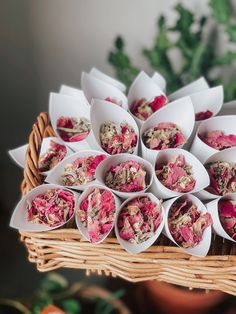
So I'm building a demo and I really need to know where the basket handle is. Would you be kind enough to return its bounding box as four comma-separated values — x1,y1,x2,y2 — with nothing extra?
21,112,55,195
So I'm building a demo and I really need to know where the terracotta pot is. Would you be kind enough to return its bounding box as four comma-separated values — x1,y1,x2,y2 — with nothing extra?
142,281,226,314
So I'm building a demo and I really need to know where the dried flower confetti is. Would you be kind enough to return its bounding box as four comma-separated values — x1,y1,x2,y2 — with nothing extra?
156,154,196,193
218,199,236,240
195,110,213,121
38,140,66,172
169,198,212,248
77,188,116,243
143,122,186,150
199,130,236,150
57,116,91,142
27,189,75,227
61,154,107,186
118,196,163,244
104,97,122,106
206,161,236,196
131,95,168,121
105,160,147,192
100,121,137,154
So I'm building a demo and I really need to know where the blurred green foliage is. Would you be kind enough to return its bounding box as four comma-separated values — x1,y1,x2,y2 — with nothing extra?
108,0,236,100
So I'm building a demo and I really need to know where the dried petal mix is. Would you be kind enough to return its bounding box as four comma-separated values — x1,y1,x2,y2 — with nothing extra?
131,95,168,121
206,161,236,196
78,188,115,243
156,154,196,193
105,160,147,192
27,189,75,227
218,199,236,240
61,154,107,186
200,130,236,150
118,196,163,244
143,122,186,150
38,140,66,172
57,116,91,142
195,110,213,121
169,198,212,248
100,121,137,154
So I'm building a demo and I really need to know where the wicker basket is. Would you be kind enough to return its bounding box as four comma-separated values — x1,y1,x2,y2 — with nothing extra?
20,112,236,296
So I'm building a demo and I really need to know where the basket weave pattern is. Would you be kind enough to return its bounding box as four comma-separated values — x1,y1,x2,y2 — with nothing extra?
20,112,236,295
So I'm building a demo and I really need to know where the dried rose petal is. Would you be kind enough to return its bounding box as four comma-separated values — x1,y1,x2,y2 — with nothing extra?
61,154,107,186
131,95,168,121
218,199,236,240
105,160,147,192
77,188,115,243
168,198,212,248
38,140,66,172
200,130,236,150
206,161,236,196
56,116,91,142
195,110,213,121
104,97,122,106
27,189,75,227
156,154,196,193
100,121,137,154
118,196,162,244
143,122,186,150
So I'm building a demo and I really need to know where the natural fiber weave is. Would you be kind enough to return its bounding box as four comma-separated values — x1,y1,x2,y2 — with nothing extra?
20,112,236,295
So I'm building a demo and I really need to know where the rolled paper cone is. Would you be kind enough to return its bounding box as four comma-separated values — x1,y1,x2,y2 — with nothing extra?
81,72,128,110
127,71,167,127
190,115,236,163
186,85,224,149
38,137,73,177
10,184,79,232
59,84,90,106
196,147,236,201
218,101,236,116
163,194,212,257
152,71,166,92
90,99,139,155
8,143,28,168
206,193,236,242
168,77,209,101
89,67,126,93
115,192,165,254
140,96,195,164
45,150,108,191
49,92,92,151
95,153,154,199
75,184,121,244
150,148,210,199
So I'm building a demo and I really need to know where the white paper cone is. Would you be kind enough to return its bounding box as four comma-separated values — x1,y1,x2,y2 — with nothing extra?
81,72,128,110
196,147,236,201
163,194,212,257
127,71,167,127
218,101,236,116
115,192,164,253
10,184,79,232
89,67,126,93
190,115,236,163
90,99,139,155
95,153,154,199
38,137,73,176
59,84,90,106
150,148,210,199
49,92,92,151
140,96,195,164
206,193,236,242
8,144,28,168
152,71,166,92
75,184,121,244
169,77,209,101
45,150,108,191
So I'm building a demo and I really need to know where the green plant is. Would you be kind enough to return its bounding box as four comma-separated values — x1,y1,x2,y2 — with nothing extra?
108,0,236,101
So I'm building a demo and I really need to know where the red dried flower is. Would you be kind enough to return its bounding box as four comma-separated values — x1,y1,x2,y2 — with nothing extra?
104,97,122,106
195,110,213,121
38,140,66,172
200,130,236,150
57,116,91,142
219,199,236,240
